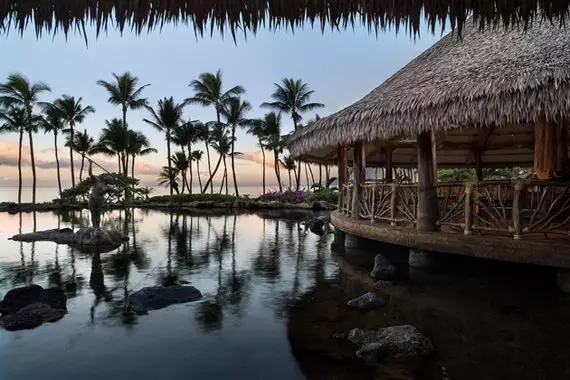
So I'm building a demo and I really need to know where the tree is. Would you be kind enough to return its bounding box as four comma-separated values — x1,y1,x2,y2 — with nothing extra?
220,97,251,196
0,107,27,203
281,155,297,188
40,104,65,196
157,166,180,195
172,120,202,193
191,150,204,192
171,151,190,194
202,124,232,194
126,130,157,180
144,97,184,195
52,95,95,187
246,119,269,194
0,73,51,204
261,78,323,189
94,118,130,173
197,122,214,193
67,129,95,182
260,112,284,192
96,72,149,130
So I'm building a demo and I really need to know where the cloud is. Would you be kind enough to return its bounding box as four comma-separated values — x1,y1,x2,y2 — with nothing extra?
237,150,286,168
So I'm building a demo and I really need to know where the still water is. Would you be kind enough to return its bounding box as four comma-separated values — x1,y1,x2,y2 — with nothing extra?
0,209,569,380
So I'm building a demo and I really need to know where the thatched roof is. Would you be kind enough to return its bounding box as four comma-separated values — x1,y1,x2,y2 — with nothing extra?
288,17,570,158
1,1,569,39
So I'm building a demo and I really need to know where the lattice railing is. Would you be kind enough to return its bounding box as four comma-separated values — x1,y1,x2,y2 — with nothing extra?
436,182,466,230
340,184,353,216
357,182,417,226
466,181,515,236
518,181,570,238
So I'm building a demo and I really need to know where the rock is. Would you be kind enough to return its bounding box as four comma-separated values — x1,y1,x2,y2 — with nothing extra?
0,285,66,315
349,325,434,362
1,303,66,331
74,227,128,247
409,248,440,272
127,285,203,314
312,200,337,210
370,254,397,280
10,228,75,244
347,292,385,310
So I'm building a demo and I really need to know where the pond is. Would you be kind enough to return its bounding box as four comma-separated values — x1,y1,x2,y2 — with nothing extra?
0,209,569,380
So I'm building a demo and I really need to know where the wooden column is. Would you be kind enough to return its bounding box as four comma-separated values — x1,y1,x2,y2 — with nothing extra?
417,131,439,231
534,115,558,179
351,142,364,220
475,150,484,181
337,145,346,210
556,120,568,175
430,130,438,180
385,148,394,183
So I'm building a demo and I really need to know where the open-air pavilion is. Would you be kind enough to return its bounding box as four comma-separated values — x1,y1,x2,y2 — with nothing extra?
287,17,570,287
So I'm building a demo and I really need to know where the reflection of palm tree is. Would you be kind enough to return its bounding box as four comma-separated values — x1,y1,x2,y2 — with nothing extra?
89,253,112,324
253,218,281,281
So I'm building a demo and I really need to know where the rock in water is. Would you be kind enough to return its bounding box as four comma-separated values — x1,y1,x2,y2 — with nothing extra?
348,325,433,362
1,303,67,331
74,227,128,247
370,254,397,280
0,285,66,314
347,292,385,310
127,285,203,314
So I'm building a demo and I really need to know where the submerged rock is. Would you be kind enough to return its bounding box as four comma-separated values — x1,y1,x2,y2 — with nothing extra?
349,325,433,362
74,227,128,247
127,285,203,314
301,214,331,235
347,292,385,310
0,285,67,331
370,254,397,280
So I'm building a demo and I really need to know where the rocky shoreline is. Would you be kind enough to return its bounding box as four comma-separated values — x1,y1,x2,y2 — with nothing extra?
0,200,337,213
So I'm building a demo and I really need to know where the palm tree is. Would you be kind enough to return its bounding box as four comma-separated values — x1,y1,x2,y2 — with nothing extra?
67,129,95,182
191,150,204,192
94,118,130,173
0,74,51,203
143,97,184,195
261,78,323,189
281,155,297,188
172,120,202,193
197,122,214,193
0,107,27,203
40,105,65,196
261,112,284,192
126,130,157,180
52,95,95,187
157,166,180,195
220,97,251,196
96,72,149,130
202,124,232,194
171,151,190,194
247,119,269,194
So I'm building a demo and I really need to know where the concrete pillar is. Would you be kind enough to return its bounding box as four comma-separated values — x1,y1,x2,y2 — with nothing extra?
331,229,346,251
409,248,440,272
344,233,373,250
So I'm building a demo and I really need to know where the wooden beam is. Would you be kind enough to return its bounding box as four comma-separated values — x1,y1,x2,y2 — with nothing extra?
430,130,438,180
351,142,364,220
337,145,346,209
556,119,568,175
385,148,394,183
417,131,438,231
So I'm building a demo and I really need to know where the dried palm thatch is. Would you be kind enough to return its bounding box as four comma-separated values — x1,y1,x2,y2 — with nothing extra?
0,1,569,40
288,17,570,158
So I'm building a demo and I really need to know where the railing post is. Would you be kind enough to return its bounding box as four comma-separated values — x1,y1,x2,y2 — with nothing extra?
370,183,376,223
464,182,473,235
390,183,398,226
512,180,524,240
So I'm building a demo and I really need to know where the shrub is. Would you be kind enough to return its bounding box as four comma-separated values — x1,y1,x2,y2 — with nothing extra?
148,193,242,203
302,188,338,204
257,190,306,203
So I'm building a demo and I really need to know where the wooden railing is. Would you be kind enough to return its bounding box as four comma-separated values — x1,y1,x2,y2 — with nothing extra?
341,179,570,240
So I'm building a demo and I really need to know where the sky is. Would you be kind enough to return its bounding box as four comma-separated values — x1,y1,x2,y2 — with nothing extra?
0,19,446,195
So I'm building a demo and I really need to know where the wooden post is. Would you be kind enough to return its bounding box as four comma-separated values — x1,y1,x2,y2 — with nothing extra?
431,130,438,181
351,142,364,220
385,148,394,183
390,183,398,226
417,131,439,231
512,180,524,240
534,114,557,179
337,145,346,210
556,120,568,175
475,151,483,181
464,182,473,235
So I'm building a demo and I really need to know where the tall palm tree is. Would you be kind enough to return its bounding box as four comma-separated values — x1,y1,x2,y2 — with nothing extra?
94,118,130,173
197,122,214,194
261,78,323,189
171,151,190,194
220,97,251,196
0,74,51,203
191,150,204,192
202,124,232,194
0,107,27,203
172,120,202,194
246,119,269,195
126,130,157,180
143,97,184,195
261,112,284,192
281,155,297,189
157,166,180,195
67,129,95,182
96,72,149,130
40,105,65,196
52,95,95,187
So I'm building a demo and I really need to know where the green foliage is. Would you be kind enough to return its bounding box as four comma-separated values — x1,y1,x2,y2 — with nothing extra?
57,173,141,202
147,193,242,203
437,167,529,182
302,188,338,204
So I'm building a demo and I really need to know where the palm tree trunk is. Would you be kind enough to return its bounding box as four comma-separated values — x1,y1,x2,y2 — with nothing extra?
28,129,37,204
196,161,203,191
54,132,62,196
70,125,75,187
188,144,193,194
221,155,228,195
181,171,187,194
261,145,266,195
319,164,322,188
231,125,239,197
79,154,85,182
219,168,225,194
201,154,223,194
167,132,172,195
118,155,121,173
288,170,292,188
326,165,330,187
18,129,23,204
308,164,315,186
131,155,136,180
274,150,282,192
205,144,213,194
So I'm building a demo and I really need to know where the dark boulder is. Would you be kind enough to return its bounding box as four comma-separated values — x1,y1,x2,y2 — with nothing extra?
370,254,397,280
347,292,385,310
1,303,66,331
0,285,66,315
127,285,203,315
